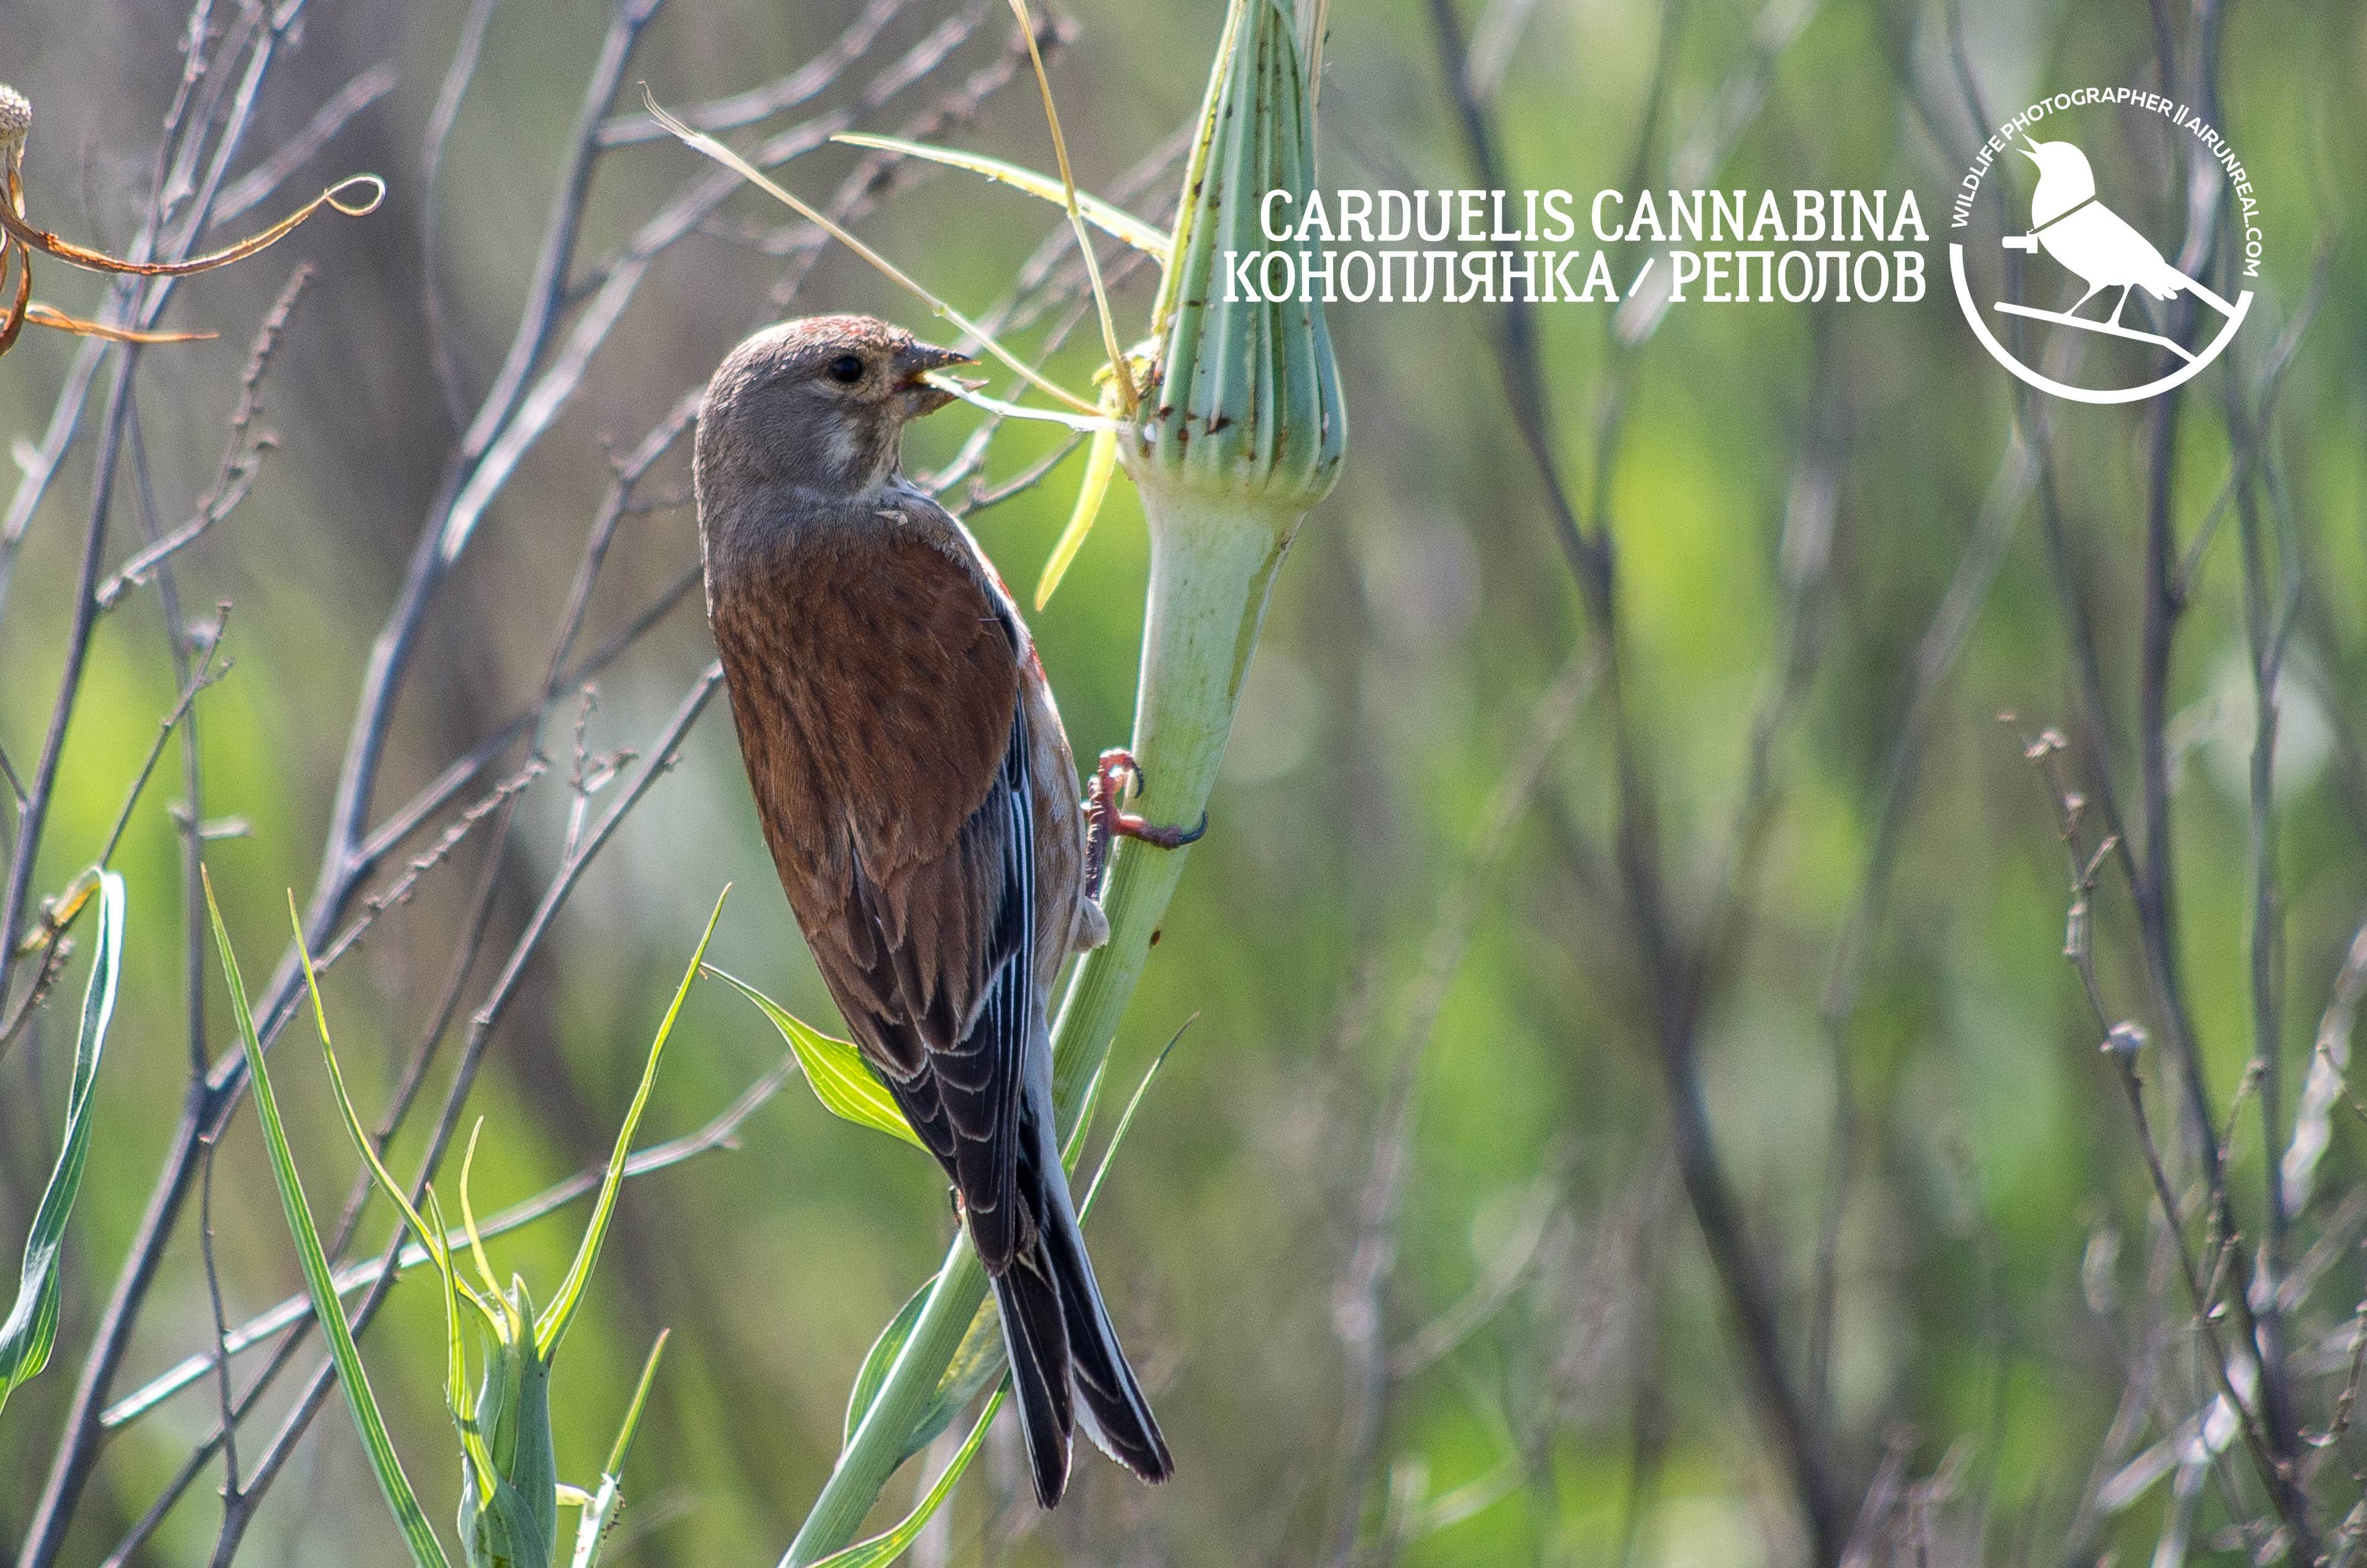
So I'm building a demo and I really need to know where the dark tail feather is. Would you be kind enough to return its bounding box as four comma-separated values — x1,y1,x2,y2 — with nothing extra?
991,1252,1073,1508
1037,1189,1174,1485
987,1073,1172,1508
1016,1111,1174,1490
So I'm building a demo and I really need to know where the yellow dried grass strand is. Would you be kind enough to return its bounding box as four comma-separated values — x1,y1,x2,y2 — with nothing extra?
0,174,382,277
641,89,1102,418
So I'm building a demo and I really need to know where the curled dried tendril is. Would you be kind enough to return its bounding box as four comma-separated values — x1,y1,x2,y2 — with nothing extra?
0,82,384,358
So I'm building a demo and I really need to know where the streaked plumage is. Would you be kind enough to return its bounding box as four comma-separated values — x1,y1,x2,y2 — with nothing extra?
694,314,1170,1507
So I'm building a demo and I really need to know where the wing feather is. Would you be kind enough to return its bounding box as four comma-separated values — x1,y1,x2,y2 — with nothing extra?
709,518,1040,1267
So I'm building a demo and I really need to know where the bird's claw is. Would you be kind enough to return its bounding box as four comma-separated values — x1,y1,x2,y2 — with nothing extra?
1085,749,1208,896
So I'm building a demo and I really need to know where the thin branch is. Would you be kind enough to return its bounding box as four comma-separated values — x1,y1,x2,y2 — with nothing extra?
597,0,906,145
96,263,312,608
196,1136,241,1502
1421,0,1849,1553
419,0,503,429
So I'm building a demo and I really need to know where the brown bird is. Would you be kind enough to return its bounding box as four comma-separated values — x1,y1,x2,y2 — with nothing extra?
695,314,1196,1507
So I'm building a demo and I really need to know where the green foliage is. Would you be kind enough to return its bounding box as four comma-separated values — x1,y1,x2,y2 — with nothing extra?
828,134,1170,258
215,877,723,1568
14,0,2365,1562
0,868,121,1419
704,965,923,1149
206,869,454,1568
565,1331,666,1568
454,1268,561,1568
813,1031,1179,1568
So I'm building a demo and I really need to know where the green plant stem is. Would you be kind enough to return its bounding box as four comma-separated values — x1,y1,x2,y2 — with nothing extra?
780,495,1297,1566
1052,492,1297,1121
784,1240,987,1562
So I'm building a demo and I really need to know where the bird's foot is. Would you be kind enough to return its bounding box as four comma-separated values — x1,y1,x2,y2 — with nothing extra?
1084,749,1208,896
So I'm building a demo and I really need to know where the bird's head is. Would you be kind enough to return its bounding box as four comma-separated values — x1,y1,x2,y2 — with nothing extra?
696,314,974,500
2017,138,2096,199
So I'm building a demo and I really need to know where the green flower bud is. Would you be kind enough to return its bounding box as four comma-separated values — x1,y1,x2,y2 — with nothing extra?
1129,0,1343,518
454,1279,560,1568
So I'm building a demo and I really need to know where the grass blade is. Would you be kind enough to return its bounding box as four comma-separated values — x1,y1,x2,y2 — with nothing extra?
1004,0,1138,414
842,1275,1001,1464
203,869,453,1568
536,886,729,1356
830,135,1168,260
641,88,1100,417
807,1389,1005,1568
568,1330,669,1568
0,869,121,1416
1034,422,1118,610
931,380,1120,434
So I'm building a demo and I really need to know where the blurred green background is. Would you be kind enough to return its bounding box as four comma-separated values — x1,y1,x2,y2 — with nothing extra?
2,0,2364,1563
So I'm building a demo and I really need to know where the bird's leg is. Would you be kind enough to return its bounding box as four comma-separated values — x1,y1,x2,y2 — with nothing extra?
2109,285,2132,327
1084,749,1208,897
2064,283,2105,319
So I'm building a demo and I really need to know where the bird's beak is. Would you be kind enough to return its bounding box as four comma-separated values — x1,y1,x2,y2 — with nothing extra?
893,340,975,417
2017,137,2040,163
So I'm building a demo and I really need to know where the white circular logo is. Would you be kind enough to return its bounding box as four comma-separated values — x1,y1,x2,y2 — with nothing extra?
1948,89,2259,404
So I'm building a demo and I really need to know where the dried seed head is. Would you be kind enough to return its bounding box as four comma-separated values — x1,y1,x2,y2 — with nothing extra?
0,84,29,156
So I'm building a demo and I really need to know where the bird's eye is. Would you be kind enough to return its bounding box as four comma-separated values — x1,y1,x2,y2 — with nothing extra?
826,353,866,385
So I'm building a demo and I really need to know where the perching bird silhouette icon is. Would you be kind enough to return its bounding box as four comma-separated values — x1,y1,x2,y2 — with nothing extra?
2008,137,2235,326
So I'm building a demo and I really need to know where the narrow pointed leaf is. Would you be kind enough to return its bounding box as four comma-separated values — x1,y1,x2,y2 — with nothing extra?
830,134,1169,260
642,89,1098,417
932,380,1121,434
203,870,453,1568
294,893,447,1272
704,965,922,1149
537,887,728,1355
570,1329,666,1568
604,1328,668,1480
808,1388,1006,1568
1034,422,1118,609
0,870,121,1415
842,1279,1000,1462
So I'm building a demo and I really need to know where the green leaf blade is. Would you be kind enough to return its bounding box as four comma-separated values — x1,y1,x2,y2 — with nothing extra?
807,1389,1007,1568
0,867,122,1421
1035,423,1119,610
830,133,1170,260
537,886,729,1356
0,870,121,1415
203,871,454,1568
704,965,923,1149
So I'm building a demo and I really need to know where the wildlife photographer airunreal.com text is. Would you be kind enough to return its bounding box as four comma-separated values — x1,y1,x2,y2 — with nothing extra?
1946,86,2263,404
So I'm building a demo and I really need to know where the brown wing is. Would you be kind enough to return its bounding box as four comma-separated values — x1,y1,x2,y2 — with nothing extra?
710,525,1038,1264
